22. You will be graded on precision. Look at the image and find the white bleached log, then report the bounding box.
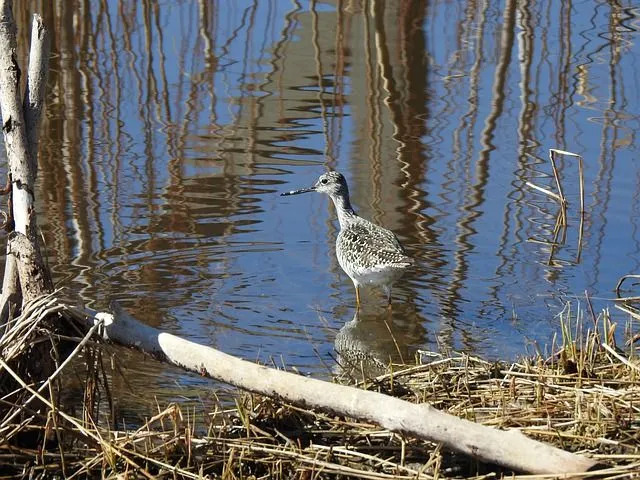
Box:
[70,302,598,475]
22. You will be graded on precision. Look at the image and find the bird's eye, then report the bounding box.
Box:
[321,178,328,185]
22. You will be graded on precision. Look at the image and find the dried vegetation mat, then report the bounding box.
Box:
[0,294,639,479]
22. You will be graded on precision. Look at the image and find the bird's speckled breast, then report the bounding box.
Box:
[335,218,411,285]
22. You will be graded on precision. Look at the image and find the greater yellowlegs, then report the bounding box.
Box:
[281,171,412,308]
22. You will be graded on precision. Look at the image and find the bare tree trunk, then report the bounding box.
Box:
[0,1,51,326]
[72,302,597,475]
[10,232,52,301]
[0,1,55,433]
[23,13,50,174]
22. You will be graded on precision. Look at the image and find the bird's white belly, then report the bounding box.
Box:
[337,254,403,287]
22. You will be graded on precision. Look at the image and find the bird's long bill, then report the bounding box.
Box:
[280,186,316,196]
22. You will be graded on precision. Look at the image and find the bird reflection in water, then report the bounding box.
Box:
[333,308,413,379]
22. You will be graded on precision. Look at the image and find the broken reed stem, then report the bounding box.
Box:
[601,343,640,374]
[549,149,567,225]
[527,148,586,264]
[526,148,585,215]
[525,181,563,202]
[577,153,585,216]
[616,303,640,324]
[577,206,585,262]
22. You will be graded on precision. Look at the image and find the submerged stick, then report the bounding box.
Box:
[67,302,599,474]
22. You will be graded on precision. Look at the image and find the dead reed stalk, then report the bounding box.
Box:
[526,148,586,265]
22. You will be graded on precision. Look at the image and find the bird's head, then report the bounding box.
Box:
[281,171,349,199]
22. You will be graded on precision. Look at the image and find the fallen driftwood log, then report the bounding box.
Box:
[63,300,598,475]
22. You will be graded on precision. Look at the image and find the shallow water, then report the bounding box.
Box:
[4,1,640,417]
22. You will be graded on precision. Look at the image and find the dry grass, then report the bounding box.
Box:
[1,293,639,479]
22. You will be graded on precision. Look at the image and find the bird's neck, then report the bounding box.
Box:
[330,193,357,228]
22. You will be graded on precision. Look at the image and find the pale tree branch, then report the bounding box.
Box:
[23,13,50,172]
[0,0,35,236]
[0,2,52,322]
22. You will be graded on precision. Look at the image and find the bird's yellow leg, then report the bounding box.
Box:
[355,285,361,309]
